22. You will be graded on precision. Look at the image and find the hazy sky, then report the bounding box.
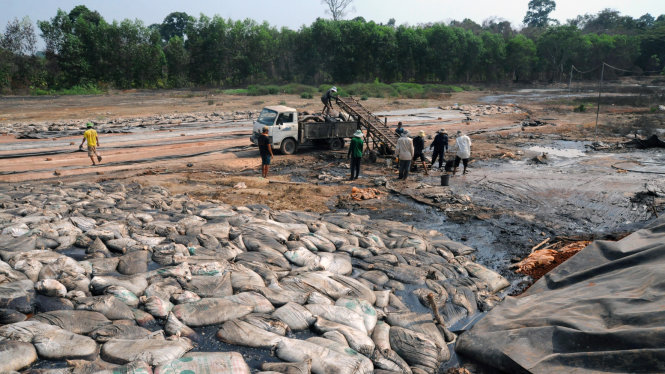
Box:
[2,0,663,36]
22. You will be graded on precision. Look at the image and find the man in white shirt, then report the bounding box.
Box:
[395,131,414,180]
[452,130,471,175]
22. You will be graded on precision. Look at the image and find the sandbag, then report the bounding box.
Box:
[0,308,26,324]
[313,316,375,355]
[91,274,148,296]
[272,302,315,331]
[463,261,510,293]
[389,326,444,372]
[172,298,253,327]
[0,340,38,372]
[101,336,194,366]
[155,352,250,374]
[261,359,312,374]
[142,296,174,318]
[164,312,196,339]
[217,319,284,348]
[224,291,274,313]
[0,279,35,313]
[0,320,59,342]
[242,313,289,335]
[275,337,373,374]
[76,295,136,320]
[179,274,232,298]
[306,304,367,333]
[336,297,378,333]
[105,285,140,308]
[35,279,67,298]
[33,328,97,360]
[90,323,153,342]
[245,285,308,306]
[117,250,149,275]
[32,309,111,334]
[94,360,153,374]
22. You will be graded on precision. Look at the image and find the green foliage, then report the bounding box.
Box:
[0,5,661,94]
[300,92,313,99]
[524,0,557,28]
[30,83,103,95]
[574,104,587,112]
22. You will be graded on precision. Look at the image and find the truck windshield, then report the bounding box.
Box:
[257,109,278,126]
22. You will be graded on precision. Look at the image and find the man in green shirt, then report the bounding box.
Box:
[347,129,364,180]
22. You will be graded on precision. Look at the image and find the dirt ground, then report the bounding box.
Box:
[1,86,663,286]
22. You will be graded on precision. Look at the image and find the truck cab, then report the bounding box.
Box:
[250,105,299,154]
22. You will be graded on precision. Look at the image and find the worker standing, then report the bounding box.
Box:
[347,129,364,180]
[395,122,405,137]
[258,126,274,178]
[395,131,414,180]
[79,122,102,166]
[430,129,448,169]
[412,130,429,175]
[452,130,471,175]
[321,86,337,115]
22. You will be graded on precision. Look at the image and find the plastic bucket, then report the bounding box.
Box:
[441,174,450,186]
[386,158,393,168]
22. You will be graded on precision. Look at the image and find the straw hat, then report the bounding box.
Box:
[419,130,425,137]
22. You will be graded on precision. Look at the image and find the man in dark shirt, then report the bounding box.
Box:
[411,130,429,174]
[258,126,274,178]
[321,86,337,115]
[395,122,405,137]
[430,129,448,169]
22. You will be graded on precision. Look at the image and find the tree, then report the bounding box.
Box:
[1,17,37,55]
[524,0,556,28]
[321,0,353,21]
[506,34,537,81]
[160,12,193,42]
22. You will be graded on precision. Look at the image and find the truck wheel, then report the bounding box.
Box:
[329,138,344,150]
[280,138,297,155]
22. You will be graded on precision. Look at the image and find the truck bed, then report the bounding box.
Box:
[300,121,358,140]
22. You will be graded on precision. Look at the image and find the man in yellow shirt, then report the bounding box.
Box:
[79,122,102,165]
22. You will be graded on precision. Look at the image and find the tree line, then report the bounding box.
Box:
[0,5,664,94]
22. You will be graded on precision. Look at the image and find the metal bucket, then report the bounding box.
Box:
[441,174,450,186]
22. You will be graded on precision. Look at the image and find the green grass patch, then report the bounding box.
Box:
[30,83,104,96]
[221,82,475,99]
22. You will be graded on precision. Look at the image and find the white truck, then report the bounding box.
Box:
[249,105,359,154]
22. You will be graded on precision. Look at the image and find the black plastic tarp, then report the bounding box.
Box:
[456,216,665,373]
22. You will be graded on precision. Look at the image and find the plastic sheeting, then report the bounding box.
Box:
[456,217,665,374]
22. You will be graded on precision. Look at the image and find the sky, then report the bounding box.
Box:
[1,0,663,41]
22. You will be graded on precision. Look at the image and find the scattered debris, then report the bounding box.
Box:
[318,172,344,182]
[528,153,548,165]
[513,241,591,281]
[372,177,388,187]
[233,182,247,189]
[499,152,518,159]
[521,119,549,127]
[350,187,381,200]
